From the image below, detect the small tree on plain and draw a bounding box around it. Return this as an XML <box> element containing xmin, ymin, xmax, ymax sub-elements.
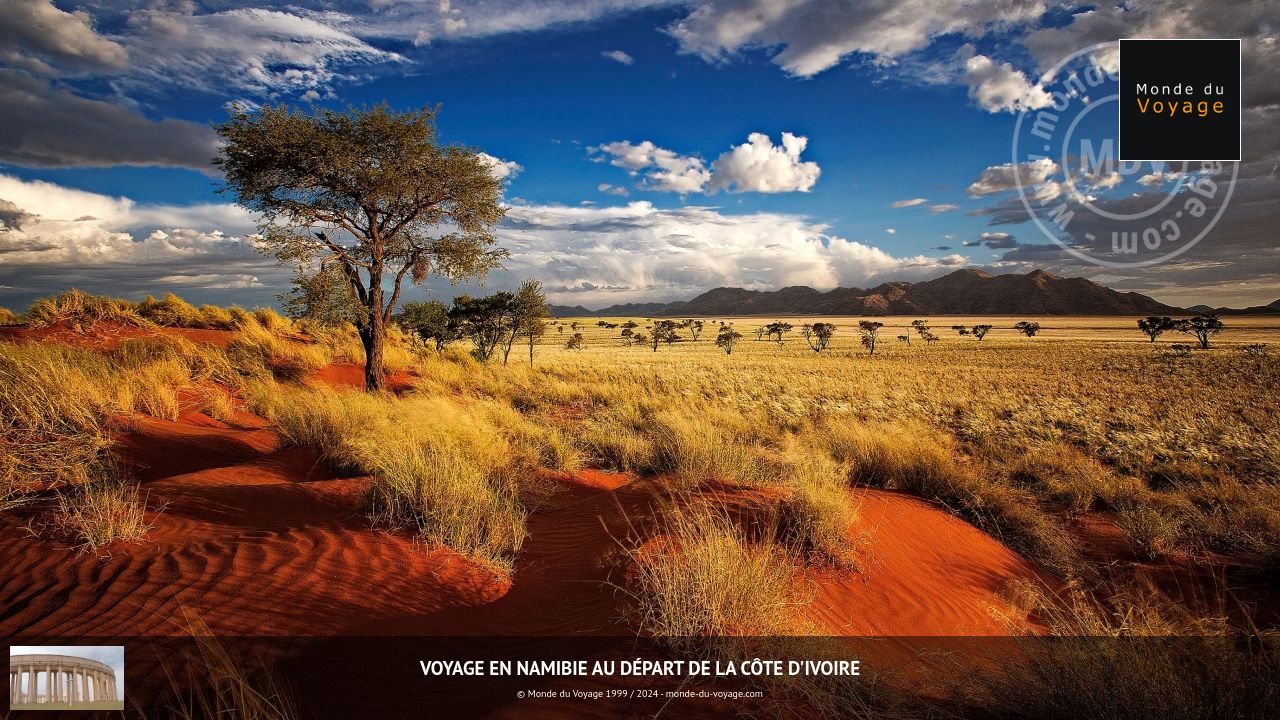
<box><xmin>650</xmin><ymin>320</ymin><xmax>679</xmax><ymax>351</ymax></box>
<box><xmin>952</xmin><ymin>324</ymin><xmax>970</xmax><ymax>336</ymax></box>
<box><xmin>397</xmin><ymin>299</ymin><xmax>454</xmax><ymax>350</ymax></box>
<box><xmin>972</xmin><ymin>324</ymin><xmax>993</xmax><ymax>341</ymax></box>
<box><xmin>858</xmin><ymin>320</ymin><xmax>883</xmax><ymax>355</ymax></box>
<box><xmin>754</xmin><ymin>326</ymin><xmax>767</xmax><ymax>342</ymax></box>
<box><xmin>1175</xmin><ymin>314</ymin><xmax>1224</xmax><ymax>349</ymax></box>
<box><xmin>449</xmin><ymin>292</ymin><xmax>514</xmax><ymax>362</ymax></box>
<box><xmin>1137</xmin><ymin>316</ymin><xmax>1175</xmax><ymax>342</ymax></box>
<box><xmin>716</xmin><ymin>325</ymin><xmax>743</xmax><ymax>355</ymax></box>
<box><xmin>1014</xmin><ymin>321</ymin><xmax>1041</xmax><ymax>337</ymax></box>
<box><xmin>565</xmin><ymin>332</ymin><xmax>584</xmax><ymax>350</ymax></box>
<box><xmin>911</xmin><ymin>319</ymin><xmax>930</xmax><ymax>341</ymax></box>
<box><xmin>503</xmin><ymin>279</ymin><xmax>548</xmax><ymax>366</ymax></box>
<box><xmin>688</xmin><ymin>320</ymin><xmax>704</xmax><ymax>341</ymax></box>
<box><xmin>800</xmin><ymin>322</ymin><xmax>836</xmax><ymax>352</ymax></box>
<box><xmin>764</xmin><ymin>321</ymin><xmax>793</xmax><ymax>347</ymax></box>
<box><xmin>923</xmin><ymin>331</ymin><xmax>939</xmax><ymax>345</ymax></box>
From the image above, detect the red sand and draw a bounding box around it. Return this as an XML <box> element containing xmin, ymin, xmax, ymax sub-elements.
<box><xmin>310</xmin><ymin>361</ymin><xmax>416</xmax><ymax>394</ymax></box>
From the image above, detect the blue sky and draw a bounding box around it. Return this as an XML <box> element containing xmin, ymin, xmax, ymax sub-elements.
<box><xmin>0</xmin><ymin>1</ymin><xmax>1277</xmax><ymax>310</ymax></box>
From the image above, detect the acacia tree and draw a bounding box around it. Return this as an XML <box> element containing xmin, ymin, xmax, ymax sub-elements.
<box><xmin>800</xmin><ymin>322</ymin><xmax>836</xmax><ymax>352</ymax></box>
<box><xmin>449</xmin><ymin>293</ymin><xmax>515</xmax><ymax>361</ymax></box>
<box><xmin>1176</xmin><ymin>314</ymin><xmax>1224</xmax><ymax>349</ymax></box>
<box><xmin>716</xmin><ymin>325</ymin><xmax>743</xmax><ymax>355</ymax></box>
<box><xmin>1137</xmin><ymin>316</ymin><xmax>1175</xmax><ymax>342</ymax></box>
<box><xmin>515</xmin><ymin>281</ymin><xmax>549</xmax><ymax>366</ymax></box>
<box><xmin>911</xmin><ymin>319</ymin><xmax>930</xmax><ymax>341</ymax></box>
<box><xmin>397</xmin><ymin>299</ymin><xmax>454</xmax><ymax>350</ymax></box>
<box><xmin>764</xmin><ymin>321</ymin><xmax>793</xmax><ymax>346</ymax></box>
<box><xmin>217</xmin><ymin>104</ymin><xmax>507</xmax><ymax>391</ymax></box>
<box><xmin>650</xmin><ymin>320</ymin><xmax>680</xmax><ymax>351</ymax></box>
<box><xmin>858</xmin><ymin>320</ymin><xmax>883</xmax><ymax>355</ymax></box>
<box><xmin>972</xmin><ymin>324</ymin><xmax>993</xmax><ymax>341</ymax></box>
<box><xmin>1014</xmin><ymin>321</ymin><xmax>1041</xmax><ymax>337</ymax></box>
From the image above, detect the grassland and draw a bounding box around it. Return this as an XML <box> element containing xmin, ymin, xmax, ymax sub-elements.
<box><xmin>1</xmin><ymin>293</ymin><xmax>1277</xmax><ymax>716</ymax></box>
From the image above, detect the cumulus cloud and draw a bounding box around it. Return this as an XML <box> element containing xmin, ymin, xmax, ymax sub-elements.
<box><xmin>978</xmin><ymin>231</ymin><xmax>1017</xmax><ymax>248</ymax></box>
<box><xmin>666</xmin><ymin>0</ymin><xmax>1046</xmax><ymax>78</ymax></box>
<box><xmin>496</xmin><ymin>200</ymin><xmax>968</xmax><ymax>305</ymax></box>
<box><xmin>967</xmin><ymin>158</ymin><xmax>1059</xmax><ymax>196</ymax></box>
<box><xmin>601</xmin><ymin>49</ymin><xmax>634</xmax><ymax>65</ymax></box>
<box><xmin>477</xmin><ymin>152</ymin><xmax>523</xmax><ymax>181</ymax></box>
<box><xmin>597</xmin><ymin>183</ymin><xmax>629</xmax><ymax>196</ymax></box>
<box><xmin>709</xmin><ymin>132</ymin><xmax>820</xmax><ymax>193</ymax></box>
<box><xmin>0</xmin><ymin>174</ymin><xmax>274</xmax><ymax>307</ymax></box>
<box><xmin>891</xmin><ymin>198</ymin><xmax>927</xmax><ymax>208</ymax></box>
<box><xmin>591</xmin><ymin>140</ymin><xmax>711</xmax><ymax>194</ymax></box>
<box><xmin>0</xmin><ymin>0</ymin><xmax>128</xmax><ymax>75</ymax></box>
<box><xmin>0</xmin><ymin>70</ymin><xmax>219</xmax><ymax>170</ymax></box>
<box><xmin>593</xmin><ymin>132</ymin><xmax>819</xmax><ymax>194</ymax></box>
<box><xmin>960</xmin><ymin>51</ymin><xmax>1053</xmax><ymax>113</ymax></box>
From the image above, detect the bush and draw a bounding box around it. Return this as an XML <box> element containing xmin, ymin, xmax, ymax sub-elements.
<box><xmin>0</xmin><ymin>307</ymin><xmax>20</xmax><ymax>326</ymax></box>
<box><xmin>49</xmin><ymin>472</ymin><xmax>154</xmax><ymax>552</ymax></box>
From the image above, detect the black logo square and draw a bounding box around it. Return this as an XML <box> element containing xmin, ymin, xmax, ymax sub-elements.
<box><xmin>1119</xmin><ymin>38</ymin><xmax>1240</xmax><ymax>161</ymax></box>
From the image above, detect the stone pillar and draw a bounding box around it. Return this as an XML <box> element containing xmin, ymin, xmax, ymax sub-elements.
<box><xmin>73</xmin><ymin>669</ymin><xmax>80</xmax><ymax>705</ymax></box>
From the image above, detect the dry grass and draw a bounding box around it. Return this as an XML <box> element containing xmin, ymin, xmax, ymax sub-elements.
<box><xmin>48</xmin><ymin>471</ymin><xmax>154</xmax><ymax>553</ymax></box>
<box><xmin>963</xmin><ymin>579</ymin><xmax>1280</xmax><ymax>719</ymax></box>
<box><xmin>626</xmin><ymin>505</ymin><xmax>812</xmax><ymax>639</ymax></box>
<box><xmin>0</xmin><ymin>306</ymin><xmax>20</xmax><ymax>326</ymax></box>
<box><xmin>252</xmin><ymin>385</ymin><xmax>531</xmax><ymax>571</ymax></box>
<box><xmin>26</xmin><ymin>288</ymin><xmax>151</xmax><ymax>330</ymax></box>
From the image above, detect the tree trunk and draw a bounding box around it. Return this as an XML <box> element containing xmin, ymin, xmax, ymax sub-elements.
<box><xmin>363</xmin><ymin>286</ymin><xmax>387</xmax><ymax>392</ymax></box>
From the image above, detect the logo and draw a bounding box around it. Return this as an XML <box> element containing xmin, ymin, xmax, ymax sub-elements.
<box><xmin>1011</xmin><ymin>42</ymin><xmax>1238</xmax><ymax>268</ymax></box>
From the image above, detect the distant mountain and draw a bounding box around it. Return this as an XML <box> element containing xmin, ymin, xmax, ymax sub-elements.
<box><xmin>549</xmin><ymin>300</ymin><xmax>684</xmax><ymax>318</ymax></box>
<box><xmin>636</xmin><ymin>269</ymin><xmax>1182</xmax><ymax>317</ymax></box>
<box><xmin>549</xmin><ymin>270</ymin><xmax>1186</xmax><ymax>317</ymax></box>
<box><xmin>1190</xmin><ymin>299</ymin><xmax>1280</xmax><ymax>316</ymax></box>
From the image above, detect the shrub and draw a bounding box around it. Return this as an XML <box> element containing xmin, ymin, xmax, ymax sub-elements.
<box><xmin>0</xmin><ymin>307</ymin><xmax>20</xmax><ymax>326</ymax></box>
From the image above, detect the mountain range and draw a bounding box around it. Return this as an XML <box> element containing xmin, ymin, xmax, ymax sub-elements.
<box><xmin>549</xmin><ymin>269</ymin><xmax>1241</xmax><ymax>317</ymax></box>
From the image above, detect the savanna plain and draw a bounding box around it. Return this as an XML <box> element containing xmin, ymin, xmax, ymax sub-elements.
<box><xmin>2</xmin><ymin>291</ymin><xmax>1278</xmax><ymax>719</ymax></box>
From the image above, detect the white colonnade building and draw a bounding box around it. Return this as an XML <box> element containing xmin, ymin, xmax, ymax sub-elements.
<box><xmin>9</xmin><ymin>654</ymin><xmax>118</xmax><ymax>706</ymax></box>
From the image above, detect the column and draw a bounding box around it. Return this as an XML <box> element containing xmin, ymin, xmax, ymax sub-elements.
<box><xmin>72</xmin><ymin>669</ymin><xmax>80</xmax><ymax>705</ymax></box>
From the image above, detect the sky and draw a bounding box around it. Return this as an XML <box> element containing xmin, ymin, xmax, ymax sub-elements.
<box><xmin>0</xmin><ymin>1</ymin><xmax>1277</xmax><ymax>310</ymax></box>
<box><xmin>10</xmin><ymin>645</ymin><xmax>124</xmax><ymax>701</ymax></box>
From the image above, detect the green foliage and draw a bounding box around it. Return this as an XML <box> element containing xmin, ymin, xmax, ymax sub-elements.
<box><xmin>216</xmin><ymin>103</ymin><xmax>508</xmax><ymax>390</ymax></box>
<box><xmin>397</xmin><ymin>300</ymin><xmax>455</xmax><ymax>350</ymax></box>
<box><xmin>715</xmin><ymin>325</ymin><xmax>743</xmax><ymax>355</ymax></box>
<box><xmin>800</xmin><ymin>322</ymin><xmax>836</xmax><ymax>352</ymax></box>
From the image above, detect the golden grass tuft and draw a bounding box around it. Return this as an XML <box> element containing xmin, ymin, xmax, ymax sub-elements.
<box><xmin>0</xmin><ymin>306</ymin><xmax>20</xmax><ymax>326</ymax></box>
<box><xmin>49</xmin><ymin>472</ymin><xmax>154</xmax><ymax>552</ymax></box>
<box><xmin>627</xmin><ymin>506</ymin><xmax>811</xmax><ymax>639</ymax></box>
<box><xmin>26</xmin><ymin>289</ymin><xmax>150</xmax><ymax>330</ymax></box>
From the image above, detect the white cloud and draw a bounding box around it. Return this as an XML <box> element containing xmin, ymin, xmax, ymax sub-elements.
<box><xmin>891</xmin><ymin>198</ymin><xmax>927</xmax><ymax>208</ymax></box>
<box><xmin>594</xmin><ymin>131</ymin><xmax>820</xmax><ymax>195</ymax></box>
<box><xmin>496</xmin><ymin>201</ymin><xmax>966</xmax><ymax>305</ymax></box>
<box><xmin>591</xmin><ymin>140</ymin><xmax>711</xmax><ymax>194</ymax></box>
<box><xmin>118</xmin><ymin>7</ymin><xmax>403</xmax><ymax>98</ymax></box>
<box><xmin>967</xmin><ymin>158</ymin><xmax>1059</xmax><ymax>196</ymax></box>
<box><xmin>601</xmin><ymin>49</ymin><xmax>634</xmax><ymax>65</ymax></box>
<box><xmin>666</xmin><ymin>0</ymin><xmax>1046</xmax><ymax>78</ymax></box>
<box><xmin>960</xmin><ymin>51</ymin><xmax>1053</xmax><ymax>113</ymax></box>
<box><xmin>477</xmin><ymin>152</ymin><xmax>523</xmax><ymax>181</ymax></box>
<box><xmin>0</xmin><ymin>0</ymin><xmax>128</xmax><ymax>75</ymax></box>
<box><xmin>0</xmin><ymin>175</ymin><xmax>271</xmax><ymax>302</ymax></box>
<box><xmin>597</xmin><ymin>183</ymin><xmax>629</xmax><ymax>196</ymax></box>
<box><xmin>709</xmin><ymin>132</ymin><xmax>820</xmax><ymax>193</ymax></box>
<box><xmin>885</xmin><ymin>228</ymin><xmax>896</xmax><ymax>234</ymax></box>
<box><xmin>929</xmin><ymin>203</ymin><xmax>960</xmax><ymax>213</ymax></box>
